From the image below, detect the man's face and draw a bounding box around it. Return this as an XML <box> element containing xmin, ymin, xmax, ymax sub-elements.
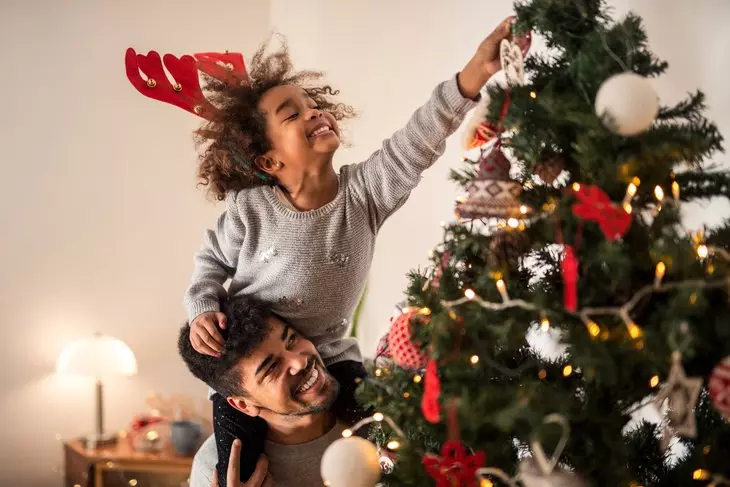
<box><xmin>230</xmin><ymin>316</ymin><xmax>339</xmax><ymax>417</ymax></box>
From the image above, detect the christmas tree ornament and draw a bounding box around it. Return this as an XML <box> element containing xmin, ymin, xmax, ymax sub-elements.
<box><xmin>561</xmin><ymin>245</ymin><xmax>579</xmax><ymax>312</ymax></box>
<box><xmin>500</xmin><ymin>39</ymin><xmax>525</xmax><ymax>86</ymax></box>
<box><xmin>708</xmin><ymin>356</ymin><xmax>730</xmax><ymax>420</ymax></box>
<box><xmin>455</xmin><ymin>146</ymin><xmax>526</xmax><ymax>220</ymax></box>
<box><xmin>423</xmin><ymin>440</ymin><xmax>486</xmax><ymax>487</ymax></box>
<box><xmin>487</xmin><ymin>229</ymin><xmax>531</xmax><ymax>270</ymax></box>
<box><xmin>518</xmin><ymin>414</ymin><xmax>585</xmax><ymax>487</ymax></box>
<box><xmin>534</xmin><ymin>158</ymin><xmax>564</xmax><ymax>185</ymax></box>
<box><xmin>653</xmin><ymin>352</ymin><xmax>703</xmax><ymax>440</ymax></box>
<box><xmin>594</xmin><ymin>72</ymin><xmax>659</xmax><ymax>136</ymax></box>
<box><xmin>421</xmin><ymin>359</ymin><xmax>442</xmax><ymax>424</ymax></box>
<box><xmin>463</xmin><ymin>96</ymin><xmax>500</xmax><ymax>150</ymax></box>
<box><xmin>387</xmin><ymin>309</ymin><xmax>429</xmax><ymax>370</ymax></box>
<box><xmin>572</xmin><ymin>184</ymin><xmax>632</xmax><ymax>241</ymax></box>
<box><xmin>321</xmin><ymin>436</ymin><xmax>381</xmax><ymax>487</ymax></box>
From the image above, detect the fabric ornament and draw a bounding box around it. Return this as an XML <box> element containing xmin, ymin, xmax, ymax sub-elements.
<box><xmin>572</xmin><ymin>184</ymin><xmax>632</xmax><ymax>241</ymax></box>
<box><xmin>708</xmin><ymin>356</ymin><xmax>730</xmax><ymax>420</ymax></box>
<box><xmin>423</xmin><ymin>441</ymin><xmax>486</xmax><ymax>487</ymax></box>
<box><xmin>421</xmin><ymin>359</ymin><xmax>442</xmax><ymax>424</ymax></box>
<box><xmin>456</xmin><ymin>145</ymin><xmax>526</xmax><ymax>220</ymax></box>
<box><xmin>387</xmin><ymin>309</ymin><xmax>429</xmax><ymax>370</ymax></box>
<box><xmin>653</xmin><ymin>351</ymin><xmax>703</xmax><ymax>449</ymax></box>
<box><xmin>561</xmin><ymin>245</ymin><xmax>579</xmax><ymax>312</ymax></box>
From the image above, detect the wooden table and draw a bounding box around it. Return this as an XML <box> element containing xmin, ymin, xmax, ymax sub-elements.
<box><xmin>64</xmin><ymin>437</ymin><xmax>193</xmax><ymax>487</ymax></box>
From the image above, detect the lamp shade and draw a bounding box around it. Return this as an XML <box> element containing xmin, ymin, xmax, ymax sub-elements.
<box><xmin>56</xmin><ymin>334</ymin><xmax>137</xmax><ymax>378</ymax></box>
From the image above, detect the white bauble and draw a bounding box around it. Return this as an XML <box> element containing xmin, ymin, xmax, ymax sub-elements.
<box><xmin>594</xmin><ymin>72</ymin><xmax>659</xmax><ymax>136</ymax></box>
<box><xmin>321</xmin><ymin>437</ymin><xmax>381</xmax><ymax>487</ymax></box>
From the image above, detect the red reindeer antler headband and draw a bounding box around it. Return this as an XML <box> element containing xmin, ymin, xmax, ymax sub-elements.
<box><xmin>125</xmin><ymin>48</ymin><xmax>249</xmax><ymax>121</ymax></box>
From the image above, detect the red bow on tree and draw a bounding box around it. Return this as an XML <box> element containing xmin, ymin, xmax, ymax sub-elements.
<box><xmin>423</xmin><ymin>440</ymin><xmax>486</xmax><ymax>487</ymax></box>
<box><xmin>572</xmin><ymin>184</ymin><xmax>632</xmax><ymax>241</ymax></box>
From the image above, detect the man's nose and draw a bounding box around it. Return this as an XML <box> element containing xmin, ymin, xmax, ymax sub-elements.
<box><xmin>286</xmin><ymin>352</ymin><xmax>309</xmax><ymax>375</ymax></box>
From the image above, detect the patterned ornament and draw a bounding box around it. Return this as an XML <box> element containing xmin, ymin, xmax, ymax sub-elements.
<box><xmin>462</xmin><ymin>96</ymin><xmax>500</xmax><ymax>150</ymax></box>
<box><xmin>487</xmin><ymin>229</ymin><xmax>530</xmax><ymax>270</ymax></box>
<box><xmin>709</xmin><ymin>356</ymin><xmax>730</xmax><ymax>420</ymax></box>
<box><xmin>534</xmin><ymin>158</ymin><xmax>564</xmax><ymax>185</ymax></box>
<box><xmin>500</xmin><ymin>38</ymin><xmax>525</xmax><ymax>86</ymax></box>
<box><xmin>456</xmin><ymin>146</ymin><xmax>526</xmax><ymax>220</ymax></box>
<box><xmin>423</xmin><ymin>441</ymin><xmax>486</xmax><ymax>487</ymax></box>
<box><xmin>387</xmin><ymin>309</ymin><xmax>429</xmax><ymax>370</ymax></box>
<box><xmin>421</xmin><ymin>359</ymin><xmax>441</xmax><ymax>424</ymax></box>
<box><xmin>572</xmin><ymin>184</ymin><xmax>632</xmax><ymax>241</ymax></box>
<box><xmin>653</xmin><ymin>352</ymin><xmax>703</xmax><ymax>446</ymax></box>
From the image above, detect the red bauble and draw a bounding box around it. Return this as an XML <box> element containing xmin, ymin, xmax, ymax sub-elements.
<box><xmin>423</xmin><ymin>441</ymin><xmax>486</xmax><ymax>487</ymax></box>
<box><xmin>387</xmin><ymin>309</ymin><xmax>429</xmax><ymax>370</ymax></box>
<box><xmin>709</xmin><ymin>356</ymin><xmax>730</xmax><ymax>420</ymax></box>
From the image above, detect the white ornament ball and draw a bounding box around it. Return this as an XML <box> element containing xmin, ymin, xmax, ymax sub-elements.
<box><xmin>594</xmin><ymin>72</ymin><xmax>659</xmax><ymax>136</ymax></box>
<box><xmin>321</xmin><ymin>437</ymin><xmax>381</xmax><ymax>487</ymax></box>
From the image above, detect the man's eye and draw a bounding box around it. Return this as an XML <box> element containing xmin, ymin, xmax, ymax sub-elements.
<box><xmin>287</xmin><ymin>334</ymin><xmax>297</xmax><ymax>348</ymax></box>
<box><xmin>285</xmin><ymin>112</ymin><xmax>298</xmax><ymax>121</ymax></box>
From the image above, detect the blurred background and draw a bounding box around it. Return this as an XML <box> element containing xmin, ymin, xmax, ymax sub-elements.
<box><xmin>0</xmin><ymin>0</ymin><xmax>728</xmax><ymax>485</ymax></box>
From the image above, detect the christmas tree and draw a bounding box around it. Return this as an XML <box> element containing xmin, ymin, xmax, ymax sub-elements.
<box><xmin>353</xmin><ymin>0</ymin><xmax>729</xmax><ymax>485</ymax></box>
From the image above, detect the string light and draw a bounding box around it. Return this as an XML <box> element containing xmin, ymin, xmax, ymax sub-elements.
<box><xmin>587</xmin><ymin>320</ymin><xmax>601</xmax><ymax>337</ymax></box>
<box><xmin>507</xmin><ymin>218</ymin><xmax>519</xmax><ymax>228</ymax></box>
<box><xmin>693</xmin><ymin>469</ymin><xmax>711</xmax><ymax>481</ymax></box>
<box><xmin>572</xmin><ymin>182</ymin><xmax>581</xmax><ymax>192</ymax></box>
<box><xmin>470</xmin><ymin>355</ymin><xmax>480</xmax><ymax>365</ymax></box>
<box><xmin>495</xmin><ymin>279</ymin><xmax>510</xmax><ymax>301</ymax></box>
<box><xmin>373</xmin><ymin>412</ymin><xmax>384</xmax><ymax>422</ymax></box>
<box><xmin>481</xmin><ymin>479</ymin><xmax>495</xmax><ymax>487</ymax></box>
<box><xmin>650</xmin><ymin>375</ymin><xmax>660</xmax><ymax>388</ymax></box>
<box><xmin>654</xmin><ymin>261</ymin><xmax>666</xmax><ymax>287</ymax></box>
<box><xmin>529</xmin><ymin>91</ymin><xmax>537</xmax><ymax>99</ymax></box>
<box><xmin>703</xmin><ymin>445</ymin><xmax>711</xmax><ymax>454</ymax></box>
<box><xmin>375</xmin><ymin>368</ymin><xmax>383</xmax><ymax>377</ymax></box>
<box><xmin>465</xmin><ymin>289</ymin><xmax>476</xmax><ymax>300</ymax></box>
<box><xmin>387</xmin><ymin>440</ymin><xmax>400</xmax><ymax>450</ymax></box>
<box><xmin>419</xmin><ymin>307</ymin><xmax>432</xmax><ymax>316</ymax></box>
<box><xmin>538</xmin><ymin>369</ymin><xmax>547</xmax><ymax>379</ymax></box>
<box><xmin>654</xmin><ymin>185</ymin><xmax>664</xmax><ymax>201</ymax></box>
<box><xmin>403</xmin><ymin>392</ymin><xmax>410</xmax><ymax>398</ymax></box>
<box><xmin>627</xmin><ymin>321</ymin><xmax>643</xmax><ymax>339</ymax></box>
<box><xmin>342</xmin><ymin>429</ymin><xmax>353</xmax><ymax>438</ymax></box>
<box><xmin>413</xmin><ymin>374</ymin><xmax>423</xmax><ymax>384</ymax></box>
<box><xmin>672</xmin><ymin>181</ymin><xmax>680</xmax><ymax>202</ymax></box>
<box><xmin>540</xmin><ymin>316</ymin><xmax>550</xmax><ymax>332</ymax></box>
<box><xmin>520</xmin><ymin>205</ymin><xmax>529</xmax><ymax>214</ymax></box>
<box><xmin>129</xmin><ymin>480</ymin><xmax>138</xmax><ymax>487</ymax></box>
<box><xmin>563</xmin><ymin>365</ymin><xmax>573</xmax><ymax>377</ymax></box>
<box><xmin>697</xmin><ymin>244</ymin><xmax>709</xmax><ymax>259</ymax></box>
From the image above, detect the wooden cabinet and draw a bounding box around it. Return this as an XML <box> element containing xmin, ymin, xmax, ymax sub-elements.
<box><xmin>63</xmin><ymin>438</ymin><xmax>193</xmax><ymax>487</ymax></box>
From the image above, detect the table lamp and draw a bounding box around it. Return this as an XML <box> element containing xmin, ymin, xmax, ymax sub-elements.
<box><xmin>56</xmin><ymin>333</ymin><xmax>138</xmax><ymax>447</ymax></box>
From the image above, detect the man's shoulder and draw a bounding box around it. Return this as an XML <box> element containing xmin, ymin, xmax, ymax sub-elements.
<box><xmin>190</xmin><ymin>434</ymin><xmax>218</xmax><ymax>487</ymax></box>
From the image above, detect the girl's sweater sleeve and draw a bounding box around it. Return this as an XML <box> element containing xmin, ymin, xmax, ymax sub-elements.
<box><xmin>348</xmin><ymin>75</ymin><xmax>479</xmax><ymax>230</ymax></box>
<box><xmin>183</xmin><ymin>192</ymin><xmax>246</xmax><ymax>321</ymax></box>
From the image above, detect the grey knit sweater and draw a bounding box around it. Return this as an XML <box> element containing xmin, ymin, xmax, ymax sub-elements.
<box><xmin>184</xmin><ymin>76</ymin><xmax>478</xmax><ymax>365</ymax></box>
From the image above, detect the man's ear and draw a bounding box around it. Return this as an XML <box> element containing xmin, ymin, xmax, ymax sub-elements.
<box><xmin>227</xmin><ymin>396</ymin><xmax>261</xmax><ymax>417</ymax></box>
<box><xmin>254</xmin><ymin>153</ymin><xmax>283</xmax><ymax>177</ymax></box>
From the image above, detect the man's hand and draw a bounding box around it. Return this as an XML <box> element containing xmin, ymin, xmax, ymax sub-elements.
<box><xmin>190</xmin><ymin>311</ymin><xmax>227</xmax><ymax>357</ymax></box>
<box><xmin>210</xmin><ymin>439</ymin><xmax>273</xmax><ymax>487</ymax></box>
<box><xmin>457</xmin><ymin>16</ymin><xmax>530</xmax><ymax>99</ymax></box>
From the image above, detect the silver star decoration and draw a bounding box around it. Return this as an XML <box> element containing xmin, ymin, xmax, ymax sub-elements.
<box><xmin>653</xmin><ymin>351</ymin><xmax>703</xmax><ymax>444</ymax></box>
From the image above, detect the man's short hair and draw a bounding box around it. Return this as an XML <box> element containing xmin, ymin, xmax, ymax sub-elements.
<box><xmin>177</xmin><ymin>297</ymin><xmax>272</xmax><ymax>397</ymax></box>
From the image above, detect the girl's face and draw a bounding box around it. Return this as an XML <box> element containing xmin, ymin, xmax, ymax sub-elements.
<box><xmin>256</xmin><ymin>84</ymin><xmax>341</xmax><ymax>178</ymax></box>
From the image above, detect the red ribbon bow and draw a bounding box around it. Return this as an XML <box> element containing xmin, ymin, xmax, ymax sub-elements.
<box><xmin>423</xmin><ymin>440</ymin><xmax>486</xmax><ymax>487</ymax></box>
<box><xmin>572</xmin><ymin>184</ymin><xmax>632</xmax><ymax>241</ymax></box>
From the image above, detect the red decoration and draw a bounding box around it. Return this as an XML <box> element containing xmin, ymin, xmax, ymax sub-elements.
<box><xmin>561</xmin><ymin>245</ymin><xmax>579</xmax><ymax>312</ymax></box>
<box><xmin>125</xmin><ymin>48</ymin><xmax>248</xmax><ymax>121</ymax></box>
<box><xmin>572</xmin><ymin>184</ymin><xmax>632</xmax><ymax>241</ymax></box>
<box><xmin>387</xmin><ymin>309</ymin><xmax>429</xmax><ymax>370</ymax></box>
<box><xmin>423</xmin><ymin>441</ymin><xmax>486</xmax><ymax>487</ymax></box>
<box><xmin>432</xmin><ymin>252</ymin><xmax>451</xmax><ymax>289</ymax></box>
<box><xmin>421</xmin><ymin>359</ymin><xmax>441</xmax><ymax>424</ymax></box>
<box><xmin>709</xmin><ymin>356</ymin><xmax>730</xmax><ymax>420</ymax></box>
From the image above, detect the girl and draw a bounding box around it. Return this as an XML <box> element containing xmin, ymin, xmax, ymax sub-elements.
<box><xmin>128</xmin><ymin>17</ymin><xmax>518</xmax><ymax>485</ymax></box>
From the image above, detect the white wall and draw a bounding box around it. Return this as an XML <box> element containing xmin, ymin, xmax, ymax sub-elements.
<box><xmin>0</xmin><ymin>1</ymin><xmax>270</xmax><ymax>485</ymax></box>
<box><xmin>1</xmin><ymin>1</ymin><xmax>728</xmax><ymax>485</ymax></box>
<box><xmin>270</xmin><ymin>0</ymin><xmax>730</xmax><ymax>356</ymax></box>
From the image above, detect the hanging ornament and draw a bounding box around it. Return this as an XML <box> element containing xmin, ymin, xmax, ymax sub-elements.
<box><xmin>387</xmin><ymin>309</ymin><xmax>429</xmax><ymax>370</ymax></box>
<box><xmin>432</xmin><ymin>251</ymin><xmax>451</xmax><ymax>290</ymax></box>
<box><xmin>708</xmin><ymin>356</ymin><xmax>730</xmax><ymax>420</ymax></box>
<box><xmin>487</xmin><ymin>229</ymin><xmax>530</xmax><ymax>270</ymax></box>
<box><xmin>561</xmin><ymin>245</ymin><xmax>579</xmax><ymax>312</ymax></box>
<box><xmin>572</xmin><ymin>184</ymin><xmax>632</xmax><ymax>241</ymax></box>
<box><xmin>421</xmin><ymin>359</ymin><xmax>441</xmax><ymax>424</ymax></box>
<box><xmin>653</xmin><ymin>352</ymin><xmax>704</xmax><ymax>445</ymax></box>
<box><xmin>534</xmin><ymin>158</ymin><xmax>564</xmax><ymax>185</ymax></box>
<box><xmin>463</xmin><ymin>97</ymin><xmax>500</xmax><ymax>150</ymax></box>
<box><xmin>321</xmin><ymin>436</ymin><xmax>381</xmax><ymax>487</ymax></box>
<box><xmin>423</xmin><ymin>441</ymin><xmax>486</xmax><ymax>487</ymax></box>
<box><xmin>517</xmin><ymin>413</ymin><xmax>585</xmax><ymax>487</ymax></box>
<box><xmin>595</xmin><ymin>72</ymin><xmax>659</xmax><ymax>136</ymax></box>
<box><xmin>456</xmin><ymin>145</ymin><xmax>526</xmax><ymax>220</ymax></box>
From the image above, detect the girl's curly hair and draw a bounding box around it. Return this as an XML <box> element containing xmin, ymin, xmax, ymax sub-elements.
<box><xmin>196</xmin><ymin>39</ymin><xmax>355</xmax><ymax>201</ymax></box>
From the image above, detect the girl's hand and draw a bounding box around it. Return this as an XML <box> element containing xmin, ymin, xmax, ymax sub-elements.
<box><xmin>190</xmin><ymin>311</ymin><xmax>227</xmax><ymax>357</ymax></box>
<box><xmin>458</xmin><ymin>16</ymin><xmax>529</xmax><ymax>99</ymax></box>
<box><xmin>209</xmin><ymin>439</ymin><xmax>273</xmax><ymax>487</ymax></box>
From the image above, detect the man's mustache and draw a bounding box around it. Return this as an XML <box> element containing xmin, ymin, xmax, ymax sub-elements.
<box><xmin>291</xmin><ymin>356</ymin><xmax>318</xmax><ymax>395</ymax></box>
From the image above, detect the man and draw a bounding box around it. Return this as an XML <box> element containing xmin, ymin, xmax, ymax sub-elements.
<box><xmin>178</xmin><ymin>297</ymin><xmax>354</xmax><ymax>487</ymax></box>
